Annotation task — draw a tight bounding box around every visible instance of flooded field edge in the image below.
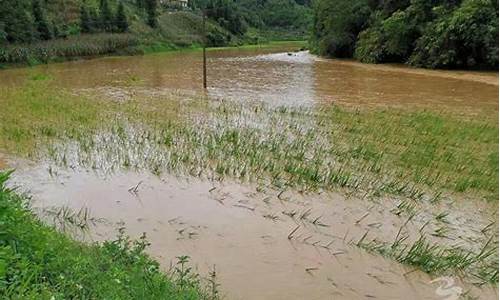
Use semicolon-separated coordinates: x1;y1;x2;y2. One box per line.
0;44;498;299
9;166;498;300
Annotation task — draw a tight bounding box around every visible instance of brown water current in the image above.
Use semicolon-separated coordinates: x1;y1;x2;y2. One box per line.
1;44;499;299
0;43;497;112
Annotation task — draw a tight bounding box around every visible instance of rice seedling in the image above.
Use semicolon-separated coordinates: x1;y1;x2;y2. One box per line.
43;205;97;233
288;225;300;239
435;212;450;223
0;81;497;287
263;213;280;222
357;232;499;284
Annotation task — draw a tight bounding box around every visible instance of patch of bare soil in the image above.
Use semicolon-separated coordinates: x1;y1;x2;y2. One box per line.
11;166;498;300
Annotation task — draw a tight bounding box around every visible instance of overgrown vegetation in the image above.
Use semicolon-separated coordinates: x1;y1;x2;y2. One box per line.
311;0;499;69
0;170;214;299
0;33;139;65
191;0;312;40
0;0;311;66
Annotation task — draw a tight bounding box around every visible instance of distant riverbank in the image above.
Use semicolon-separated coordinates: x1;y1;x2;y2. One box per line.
0;36;306;69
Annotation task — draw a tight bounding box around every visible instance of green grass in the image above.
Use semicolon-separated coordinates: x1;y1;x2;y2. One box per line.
0;78;103;155
0;171;213;299
0;34;140;66
0;81;497;201
357;233;498;285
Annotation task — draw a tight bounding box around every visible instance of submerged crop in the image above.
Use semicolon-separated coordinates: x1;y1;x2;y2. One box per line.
0;81;498;288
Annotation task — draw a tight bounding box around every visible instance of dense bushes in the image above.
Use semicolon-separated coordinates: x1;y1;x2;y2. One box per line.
193;0;312;38
0;0;131;45
80;0;130;34
0;34;139;65
312;0;499;69
311;0;372;57
409;0;499;68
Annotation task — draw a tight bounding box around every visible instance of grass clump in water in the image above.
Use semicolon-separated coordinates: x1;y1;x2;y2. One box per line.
0;170;210;299
357;233;499;285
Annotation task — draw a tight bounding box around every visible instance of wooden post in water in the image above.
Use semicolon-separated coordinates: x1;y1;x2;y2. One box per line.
202;10;207;90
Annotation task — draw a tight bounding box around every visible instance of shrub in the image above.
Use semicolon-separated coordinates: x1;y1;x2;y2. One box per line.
311;0;372;57
355;10;417;63
0;34;140;65
409;0;499;69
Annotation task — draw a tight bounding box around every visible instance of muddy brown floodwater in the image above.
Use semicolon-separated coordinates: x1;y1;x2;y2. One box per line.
0;43;497;112
11;167;499;300
2;44;499;299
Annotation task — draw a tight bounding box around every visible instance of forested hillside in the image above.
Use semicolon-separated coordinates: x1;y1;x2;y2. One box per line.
0;0;311;65
311;0;499;69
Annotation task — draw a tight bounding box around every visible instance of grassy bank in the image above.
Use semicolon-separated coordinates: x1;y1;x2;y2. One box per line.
0;9;306;68
0;34;141;66
0;171;211;299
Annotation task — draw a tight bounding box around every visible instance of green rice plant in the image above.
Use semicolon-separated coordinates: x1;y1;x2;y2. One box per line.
358;233;499;284
4;83;494;202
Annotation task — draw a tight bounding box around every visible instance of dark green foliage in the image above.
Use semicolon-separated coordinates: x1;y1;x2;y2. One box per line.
312;0;499;69
89;7;100;32
136;0;146;9
205;0;247;35
0;22;6;44
32;0;52;40
145;0;159;28
193;0;312;37
355;9;420;63
311;0;372;57
80;5;92;33
116;2;129;32
100;0;114;31
260;0;311;30
0;0;36;43
409;0;499;69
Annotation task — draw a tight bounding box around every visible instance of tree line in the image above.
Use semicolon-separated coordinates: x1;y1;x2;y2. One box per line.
0;0;162;45
192;0;312;37
311;0;498;69
0;0;56;44
80;0;129;34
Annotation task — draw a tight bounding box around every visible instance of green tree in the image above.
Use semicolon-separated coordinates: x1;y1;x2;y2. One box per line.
410;0;499;69
89;7;100;32
311;0;372;57
80;5;92;33
145;0;158;28
0;0;35;43
0;22;6;45
100;0;114;31
33;0;52;40
136;0;146;10
116;2;129;32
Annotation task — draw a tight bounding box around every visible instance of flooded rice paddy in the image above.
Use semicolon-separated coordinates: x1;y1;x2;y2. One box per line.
1;42;498;299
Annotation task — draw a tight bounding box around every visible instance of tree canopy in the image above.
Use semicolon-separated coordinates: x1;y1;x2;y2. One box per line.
311;0;499;69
